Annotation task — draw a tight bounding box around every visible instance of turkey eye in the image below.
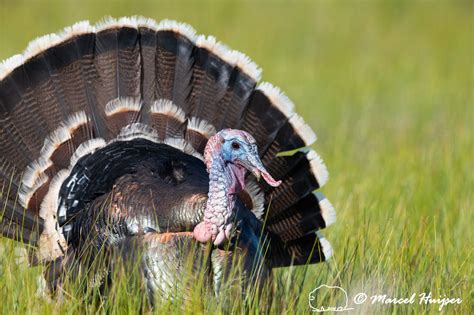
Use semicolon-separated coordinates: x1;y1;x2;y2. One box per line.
231;142;240;150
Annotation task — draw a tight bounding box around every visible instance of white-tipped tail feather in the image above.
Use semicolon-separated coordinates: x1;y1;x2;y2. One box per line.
19;172;49;208
257;82;295;118
187;117;217;139
39;127;72;159
38;170;70;262
0;54;25;80
196;35;232;61
21;158;52;190
69;138;107;167
19;157;52;207
314;192;336;227
23;33;62;61
151;99;186;122
156;19;197;42
95;16;138;32
59;20;94;39
133;16;159;30
24;21;95;63
288;113;317;146
306;149;329;187
231;50;262;82
196;34;262;81
62;111;90;132
105;97;143;116
317;232;333;260
116;123;160;142
41;169;70;221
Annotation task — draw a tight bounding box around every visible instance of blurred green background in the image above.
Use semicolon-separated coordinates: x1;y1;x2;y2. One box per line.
0;0;472;313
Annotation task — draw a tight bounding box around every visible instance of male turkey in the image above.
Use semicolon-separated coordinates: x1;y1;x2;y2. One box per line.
0;17;335;300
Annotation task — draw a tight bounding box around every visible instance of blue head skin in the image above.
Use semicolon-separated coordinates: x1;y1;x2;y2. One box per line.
218;129;281;190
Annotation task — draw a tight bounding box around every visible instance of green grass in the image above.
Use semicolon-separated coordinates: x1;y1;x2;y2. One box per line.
1;0;473;314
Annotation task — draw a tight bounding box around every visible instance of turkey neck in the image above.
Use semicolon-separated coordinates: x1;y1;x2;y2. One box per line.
204;155;239;243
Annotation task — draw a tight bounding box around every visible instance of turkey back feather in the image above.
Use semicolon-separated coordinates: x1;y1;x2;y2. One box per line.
0;16;335;284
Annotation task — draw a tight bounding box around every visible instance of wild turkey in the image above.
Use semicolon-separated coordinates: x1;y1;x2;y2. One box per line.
0;17;335;300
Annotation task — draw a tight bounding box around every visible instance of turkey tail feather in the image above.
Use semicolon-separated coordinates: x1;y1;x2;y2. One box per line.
1;199;43;246
270;233;332;267
267;192;335;243
189;36;233;123
241;83;294;154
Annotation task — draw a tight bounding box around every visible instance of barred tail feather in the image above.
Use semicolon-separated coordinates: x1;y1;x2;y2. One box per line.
266;193;336;242
241;82;294;153
150;99;186;140
270;232;332;267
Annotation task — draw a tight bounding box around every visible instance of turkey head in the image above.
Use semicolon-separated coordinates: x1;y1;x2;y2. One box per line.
194;129;281;245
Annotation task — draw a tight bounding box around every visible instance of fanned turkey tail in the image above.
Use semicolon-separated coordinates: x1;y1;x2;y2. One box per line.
0;17;335;286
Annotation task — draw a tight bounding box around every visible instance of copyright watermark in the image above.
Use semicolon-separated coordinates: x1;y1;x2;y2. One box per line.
353;292;462;311
310;285;463;312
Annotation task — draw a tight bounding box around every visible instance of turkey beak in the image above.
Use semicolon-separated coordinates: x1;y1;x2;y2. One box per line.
243;146;282;187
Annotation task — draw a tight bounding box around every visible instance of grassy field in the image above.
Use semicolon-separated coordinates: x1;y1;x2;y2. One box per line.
0;0;472;314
